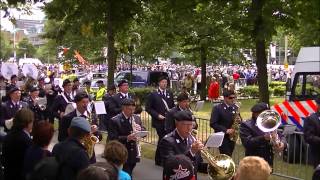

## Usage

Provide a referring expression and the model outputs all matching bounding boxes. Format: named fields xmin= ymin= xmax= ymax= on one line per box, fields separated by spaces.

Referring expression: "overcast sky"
xmin=0 ymin=2 xmax=45 ymax=32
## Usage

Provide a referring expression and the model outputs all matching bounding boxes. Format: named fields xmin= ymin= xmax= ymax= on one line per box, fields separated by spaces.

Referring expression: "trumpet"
xmin=191 ymin=130 xmax=235 ymax=180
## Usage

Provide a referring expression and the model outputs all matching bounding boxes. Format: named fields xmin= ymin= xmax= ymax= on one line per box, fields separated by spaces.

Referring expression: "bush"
xmin=238 ymin=86 xmax=259 ymax=98
xmin=269 ymin=81 xmax=286 ymax=89
xmin=129 ymin=87 xmax=154 ymax=104
xmin=273 ymin=86 xmax=286 ymax=96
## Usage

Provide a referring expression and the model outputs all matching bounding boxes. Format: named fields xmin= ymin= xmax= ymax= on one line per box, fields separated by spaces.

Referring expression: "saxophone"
xmin=230 ymin=102 xmax=242 ymax=142
xmin=80 ymin=108 xmax=99 ymax=158
xmin=131 ymin=115 xmax=142 ymax=158
xmin=80 ymin=134 xmax=99 ymax=159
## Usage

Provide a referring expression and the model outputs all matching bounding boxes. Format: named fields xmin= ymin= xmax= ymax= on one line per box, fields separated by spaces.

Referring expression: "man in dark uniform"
xmin=159 ymin=111 xmax=203 ymax=174
xmin=210 ymin=90 xmax=239 ymax=156
xmin=146 ymin=76 xmax=174 ymax=165
xmin=165 ymin=93 xmax=196 ymax=134
xmin=51 ymin=79 xmax=73 ymax=121
xmin=58 ymin=92 xmax=100 ymax=164
xmin=58 ymin=92 xmax=100 ymax=142
xmin=108 ymin=98 xmax=146 ymax=176
xmin=107 ymin=80 xmax=133 ymax=118
xmin=239 ymin=102 xmax=286 ymax=166
xmin=100 ymin=84 xmax=116 ymax=131
xmin=24 ymin=87 xmax=46 ymax=122
xmin=0 ymin=87 xmax=28 ymax=130
xmin=52 ymin=117 xmax=92 ymax=180
xmin=304 ymin=97 xmax=320 ymax=168
xmin=2 ymin=75 xmax=18 ymax=102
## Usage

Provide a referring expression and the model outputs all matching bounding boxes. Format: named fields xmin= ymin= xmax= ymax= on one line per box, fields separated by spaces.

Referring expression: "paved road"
xmin=49 ymin=133 xmax=209 ymax=180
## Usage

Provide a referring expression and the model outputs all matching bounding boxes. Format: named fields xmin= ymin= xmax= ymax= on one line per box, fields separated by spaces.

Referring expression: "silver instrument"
xmin=131 ymin=115 xmax=142 ymax=158
xmin=256 ymin=110 xmax=283 ymax=153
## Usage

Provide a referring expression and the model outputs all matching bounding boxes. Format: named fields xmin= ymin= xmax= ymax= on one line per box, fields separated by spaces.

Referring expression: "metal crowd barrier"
xmin=139 ymin=111 xmax=314 ymax=180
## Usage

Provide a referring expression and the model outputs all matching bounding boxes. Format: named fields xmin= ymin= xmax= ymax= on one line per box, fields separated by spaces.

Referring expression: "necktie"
xmin=80 ymin=115 xmax=87 ymax=119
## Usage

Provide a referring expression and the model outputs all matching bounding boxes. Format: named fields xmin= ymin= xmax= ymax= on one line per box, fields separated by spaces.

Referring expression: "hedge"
xmin=239 ymin=85 xmax=285 ymax=97
xmin=129 ymin=87 xmax=154 ymax=104
xmin=269 ymin=81 xmax=286 ymax=89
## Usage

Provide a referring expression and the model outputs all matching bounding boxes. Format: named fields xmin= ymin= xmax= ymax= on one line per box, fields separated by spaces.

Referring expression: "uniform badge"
xmin=176 ymin=139 xmax=180 ymax=143
xmin=224 ymin=107 xmax=226 ymax=110
xmin=10 ymin=105 xmax=13 ymax=108
xmin=232 ymin=111 xmax=235 ymax=114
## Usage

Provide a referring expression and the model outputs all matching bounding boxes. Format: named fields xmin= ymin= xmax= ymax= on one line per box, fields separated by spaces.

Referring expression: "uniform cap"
xmin=70 ymin=116 xmax=91 ymax=133
xmin=174 ymin=111 xmax=194 ymax=122
xmin=118 ymin=79 xmax=128 ymax=87
xmin=251 ymin=102 xmax=269 ymax=113
xmin=8 ymin=86 xmax=20 ymax=94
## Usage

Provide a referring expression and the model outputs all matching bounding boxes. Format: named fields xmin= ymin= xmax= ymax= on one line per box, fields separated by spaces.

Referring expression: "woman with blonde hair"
xmin=234 ymin=156 xmax=271 ymax=180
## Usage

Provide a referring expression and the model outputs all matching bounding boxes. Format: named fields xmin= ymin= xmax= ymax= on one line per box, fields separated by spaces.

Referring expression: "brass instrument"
xmin=230 ymin=102 xmax=241 ymax=142
xmin=256 ymin=110 xmax=282 ymax=153
xmin=81 ymin=108 xmax=99 ymax=158
xmin=80 ymin=134 xmax=99 ymax=158
xmin=131 ymin=115 xmax=142 ymax=158
xmin=35 ymin=97 xmax=47 ymax=111
xmin=191 ymin=130 xmax=235 ymax=180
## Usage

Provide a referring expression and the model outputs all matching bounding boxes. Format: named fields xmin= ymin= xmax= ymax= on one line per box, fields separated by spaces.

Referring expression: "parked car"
xmin=115 ymin=70 xmax=169 ymax=87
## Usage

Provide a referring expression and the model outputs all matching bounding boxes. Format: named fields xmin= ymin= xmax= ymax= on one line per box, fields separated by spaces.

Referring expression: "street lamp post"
xmin=128 ymin=44 xmax=134 ymax=86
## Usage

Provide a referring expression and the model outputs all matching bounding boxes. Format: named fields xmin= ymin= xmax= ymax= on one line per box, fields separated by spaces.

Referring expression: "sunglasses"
xmin=228 ymin=96 xmax=236 ymax=99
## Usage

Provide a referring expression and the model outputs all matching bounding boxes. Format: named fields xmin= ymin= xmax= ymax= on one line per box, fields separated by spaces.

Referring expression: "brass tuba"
xmin=256 ymin=110 xmax=282 ymax=152
xmin=191 ymin=130 xmax=235 ymax=180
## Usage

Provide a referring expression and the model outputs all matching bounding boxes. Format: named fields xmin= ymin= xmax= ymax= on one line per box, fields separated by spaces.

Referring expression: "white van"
xmin=286 ymin=47 xmax=320 ymax=101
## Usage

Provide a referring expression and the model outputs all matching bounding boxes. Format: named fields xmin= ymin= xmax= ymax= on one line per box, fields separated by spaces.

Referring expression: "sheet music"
xmin=94 ymin=101 xmax=106 ymax=115
xmin=205 ymin=132 xmax=225 ymax=148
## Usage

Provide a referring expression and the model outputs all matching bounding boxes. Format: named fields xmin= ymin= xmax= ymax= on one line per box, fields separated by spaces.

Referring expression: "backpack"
xmin=27 ymin=156 xmax=60 ymax=180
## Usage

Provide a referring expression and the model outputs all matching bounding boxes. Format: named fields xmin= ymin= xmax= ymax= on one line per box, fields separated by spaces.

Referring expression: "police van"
xmin=271 ymin=47 xmax=320 ymax=163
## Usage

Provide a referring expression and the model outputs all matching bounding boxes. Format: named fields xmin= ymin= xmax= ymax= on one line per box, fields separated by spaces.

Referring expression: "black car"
xmin=115 ymin=71 xmax=169 ymax=87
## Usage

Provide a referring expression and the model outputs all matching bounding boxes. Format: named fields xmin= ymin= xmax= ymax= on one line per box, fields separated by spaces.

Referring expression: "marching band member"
xmin=25 ymin=87 xmax=46 ymax=122
xmin=51 ymin=79 xmax=73 ymax=121
xmin=210 ymin=90 xmax=239 ymax=156
xmin=165 ymin=93 xmax=196 ymax=134
xmin=145 ymin=76 xmax=174 ymax=166
xmin=52 ymin=117 xmax=92 ymax=180
xmin=107 ymin=98 xmax=146 ymax=176
xmin=0 ymin=87 xmax=28 ymax=131
xmin=72 ymin=78 xmax=81 ymax=98
xmin=101 ymin=84 xmax=116 ymax=131
xmin=107 ymin=80 xmax=134 ymax=118
xmin=304 ymin=97 xmax=320 ymax=168
xmin=159 ymin=111 xmax=203 ymax=175
xmin=239 ymin=102 xmax=286 ymax=166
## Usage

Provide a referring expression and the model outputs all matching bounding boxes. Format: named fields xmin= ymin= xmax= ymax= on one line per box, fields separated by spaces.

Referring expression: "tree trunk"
xmin=200 ymin=45 xmax=207 ymax=101
xmin=252 ymin=0 xmax=269 ymax=104
xmin=106 ymin=2 xmax=116 ymax=87
xmin=256 ymin=40 xmax=269 ymax=104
